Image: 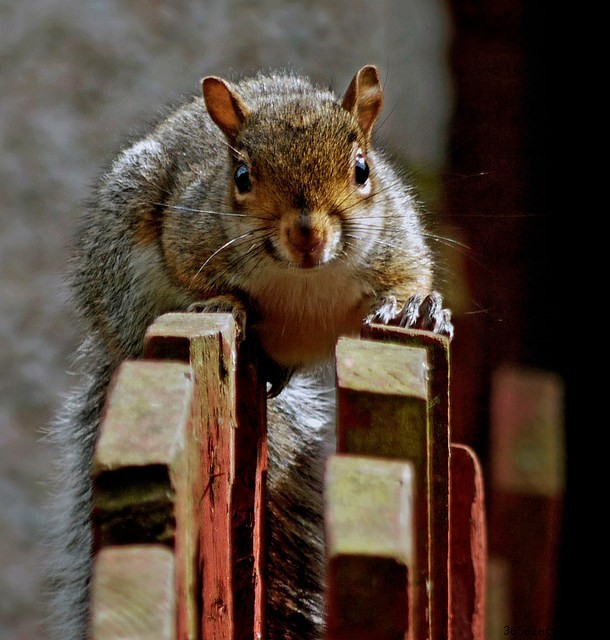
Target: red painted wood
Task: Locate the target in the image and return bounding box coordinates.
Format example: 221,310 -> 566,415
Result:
233,333 -> 268,640
449,444 -> 486,640
144,312 -> 267,640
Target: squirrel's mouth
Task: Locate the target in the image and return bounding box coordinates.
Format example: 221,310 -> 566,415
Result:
294,253 -> 324,270
277,242 -> 338,270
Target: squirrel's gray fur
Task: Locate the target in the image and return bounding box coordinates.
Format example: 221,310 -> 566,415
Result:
44,66 -> 451,640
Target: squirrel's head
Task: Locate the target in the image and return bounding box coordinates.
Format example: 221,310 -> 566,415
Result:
202,66 -> 385,270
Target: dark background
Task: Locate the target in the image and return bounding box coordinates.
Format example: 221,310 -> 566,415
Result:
445,2 -> 570,635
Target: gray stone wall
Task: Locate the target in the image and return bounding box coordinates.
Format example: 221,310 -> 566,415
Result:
0,2 -> 452,637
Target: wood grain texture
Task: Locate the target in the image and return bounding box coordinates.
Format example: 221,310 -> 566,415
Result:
361,325 -> 451,639
92,358 -> 195,638
145,312 -> 267,640
325,455 -> 414,640
90,545 -> 176,640
335,335 -> 430,639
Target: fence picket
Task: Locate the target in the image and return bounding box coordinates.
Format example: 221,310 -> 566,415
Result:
143,312 -> 267,640
325,455 -> 415,640
91,359 -> 193,638
88,313 -> 487,640
90,545 -> 176,640
335,335 -> 431,639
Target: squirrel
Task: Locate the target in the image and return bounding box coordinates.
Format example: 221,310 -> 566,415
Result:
45,65 -> 453,640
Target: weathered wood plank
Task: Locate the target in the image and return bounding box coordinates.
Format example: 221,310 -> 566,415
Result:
90,545 -> 176,640
450,443 -> 486,640
92,359 -> 194,638
335,335 -> 430,639
324,455 -> 415,640
361,324 -> 451,640
144,312 -> 267,640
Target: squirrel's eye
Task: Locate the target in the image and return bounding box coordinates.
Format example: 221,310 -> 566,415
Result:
355,154 -> 369,186
234,163 -> 251,193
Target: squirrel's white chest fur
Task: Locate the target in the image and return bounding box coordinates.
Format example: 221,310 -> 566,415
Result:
244,264 -> 373,366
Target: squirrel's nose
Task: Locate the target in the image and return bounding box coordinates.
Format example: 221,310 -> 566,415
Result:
287,217 -> 324,255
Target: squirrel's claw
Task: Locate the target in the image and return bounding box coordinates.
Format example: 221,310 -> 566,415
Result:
266,365 -> 295,399
258,350 -> 295,398
414,292 -> 454,339
368,292 -> 454,340
187,296 -> 294,396
187,295 -> 248,341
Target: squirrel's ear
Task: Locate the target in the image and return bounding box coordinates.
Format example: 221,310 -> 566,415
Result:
341,65 -> 384,139
202,76 -> 251,141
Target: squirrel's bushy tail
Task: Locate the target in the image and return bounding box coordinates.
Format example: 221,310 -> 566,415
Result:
266,368 -> 336,640
42,338 -> 115,640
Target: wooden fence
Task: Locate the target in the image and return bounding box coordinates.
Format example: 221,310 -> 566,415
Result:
88,312 -> 486,640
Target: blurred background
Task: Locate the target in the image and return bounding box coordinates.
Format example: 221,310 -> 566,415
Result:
1,1 -> 567,639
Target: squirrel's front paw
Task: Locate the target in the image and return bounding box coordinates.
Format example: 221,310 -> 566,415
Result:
265,363 -> 296,399
367,292 -> 454,340
187,295 -> 248,340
